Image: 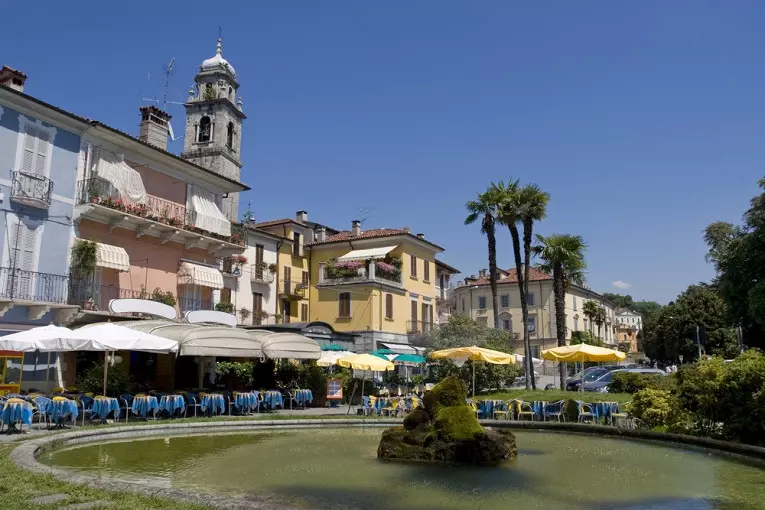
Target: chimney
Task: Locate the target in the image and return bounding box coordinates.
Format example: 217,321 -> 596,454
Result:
296,210 -> 308,223
316,226 -> 326,242
403,226 -> 411,233
0,66 -> 27,93
138,106 -> 171,150
479,268 -> 487,278
416,233 -> 424,239
351,220 -> 361,236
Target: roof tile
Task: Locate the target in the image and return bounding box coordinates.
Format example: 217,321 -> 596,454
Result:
466,267 -> 552,286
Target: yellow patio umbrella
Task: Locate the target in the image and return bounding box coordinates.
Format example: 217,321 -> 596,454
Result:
337,353 -> 395,414
541,343 -> 626,392
430,346 -> 515,397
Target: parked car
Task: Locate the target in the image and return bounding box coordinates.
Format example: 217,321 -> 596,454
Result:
582,368 -> 666,393
566,365 -> 625,391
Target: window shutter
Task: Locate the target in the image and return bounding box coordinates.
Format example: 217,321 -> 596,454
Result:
411,300 -> 417,323
252,293 -> 263,313
301,303 -> 308,321
19,222 -> 37,297
410,255 -> 417,277
8,220 -> 21,269
302,270 -> 309,287
21,125 -> 37,173
220,287 -> 231,304
255,245 -> 264,265
424,261 -> 430,281
284,266 -> 291,293
385,294 -> 393,319
34,129 -> 50,176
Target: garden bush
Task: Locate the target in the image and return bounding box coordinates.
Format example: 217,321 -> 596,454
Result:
78,362 -> 131,397
609,372 -> 675,394
630,388 -> 679,429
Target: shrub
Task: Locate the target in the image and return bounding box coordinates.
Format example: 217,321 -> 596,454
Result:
715,350 -> 765,444
675,357 -> 726,436
78,362 -> 131,397
215,301 -> 234,313
609,372 -> 675,394
630,388 -> 678,429
434,406 -> 483,440
215,361 -> 254,386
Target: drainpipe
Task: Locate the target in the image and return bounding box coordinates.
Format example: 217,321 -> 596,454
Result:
276,236 -> 284,320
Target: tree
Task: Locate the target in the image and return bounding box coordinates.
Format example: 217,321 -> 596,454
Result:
703,180 -> 765,349
534,233 -> 587,389
424,315 -> 520,394
582,300 -> 599,338
602,292 -> 663,319
465,189 -> 502,330
571,331 -> 602,346
642,284 -> 739,363
492,179 -> 533,388
594,305 -> 607,340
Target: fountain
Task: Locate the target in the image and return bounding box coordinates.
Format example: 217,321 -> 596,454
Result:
377,376 -> 516,465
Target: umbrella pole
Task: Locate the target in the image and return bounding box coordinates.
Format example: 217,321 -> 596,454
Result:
44,351 -> 51,394
103,351 -> 109,396
472,361 -> 476,398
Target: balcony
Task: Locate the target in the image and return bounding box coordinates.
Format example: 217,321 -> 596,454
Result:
279,279 -> 306,300
221,256 -> 248,278
250,264 -> 275,285
0,267 -> 78,321
179,297 -> 214,313
407,321 -> 438,347
318,259 -> 403,290
68,280 -> 151,312
10,171 -> 53,209
74,178 -> 245,256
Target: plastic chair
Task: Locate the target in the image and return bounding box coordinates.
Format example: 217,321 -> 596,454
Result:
578,401 -> 596,423
79,395 -> 94,425
492,401 -> 511,420
544,400 -> 566,422
610,402 -> 632,427
517,401 -> 536,421
32,396 -> 51,429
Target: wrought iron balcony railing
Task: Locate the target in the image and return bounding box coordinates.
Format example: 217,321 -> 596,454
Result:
10,171 -> 53,208
0,267 -> 69,303
280,279 -> 307,298
250,264 -> 275,284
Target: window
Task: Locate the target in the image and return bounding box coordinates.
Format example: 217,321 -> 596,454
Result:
477,316 -> 488,325
339,292 -> 351,317
478,296 -> 487,309
502,319 -> 511,331
527,293 -> 535,306
531,346 -> 541,359
226,122 -> 234,149
410,300 -> 418,324
220,287 -> 232,304
423,261 -> 430,282
572,296 -> 577,311
574,318 -> 579,331
461,299 -> 465,312
254,245 -> 264,279
293,232 -> 302,256
283,266 -> 291,294
527,316 -> 537,333
410,254 -> 417,278
301,303 -> 308,322
302,270 -> 309,287
197,116 -> 212,143
4,215 -> 42,299
18,122 -> 53,178
252,293 -> 263,324
228,86 -> 233,100
385,294 -> 393,319
500,295 -> 509,308
283,300 -> 291,323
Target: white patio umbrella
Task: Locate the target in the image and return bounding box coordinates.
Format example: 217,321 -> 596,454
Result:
317,350 -> 355,367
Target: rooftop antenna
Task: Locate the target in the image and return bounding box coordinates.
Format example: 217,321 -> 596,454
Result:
141,57 -> 184,141
355,207 -> 375,228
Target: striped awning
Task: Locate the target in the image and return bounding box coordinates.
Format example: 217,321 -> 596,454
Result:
338,245 -> 398,262
178,262 -> 224,289
95,242 -> 130,272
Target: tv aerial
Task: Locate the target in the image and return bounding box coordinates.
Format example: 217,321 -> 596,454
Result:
140,58 -> 184,141
355,207 -> 375,228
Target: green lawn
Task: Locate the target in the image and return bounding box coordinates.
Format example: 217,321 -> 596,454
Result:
480,389 -> 633,404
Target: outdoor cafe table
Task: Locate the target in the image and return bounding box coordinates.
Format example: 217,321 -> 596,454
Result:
159,395 -> 186,417
201,393 -> 225,416
292,389 -> 313,408
1,398 -> 33,433
262,391 -> 283,411
48,397 -> 79,429
91,396 -> 121,423
591,401 -> 619,424
131,395 -> 159,419
234,392 -> 259,413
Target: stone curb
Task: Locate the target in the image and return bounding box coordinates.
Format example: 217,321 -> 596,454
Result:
11,418 -> 765,509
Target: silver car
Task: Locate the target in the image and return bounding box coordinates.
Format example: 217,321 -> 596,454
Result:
582,368 -> 666,393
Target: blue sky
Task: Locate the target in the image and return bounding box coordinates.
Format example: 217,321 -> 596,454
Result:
2,1 -> 763,303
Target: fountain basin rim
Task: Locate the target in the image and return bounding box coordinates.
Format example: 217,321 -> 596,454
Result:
11,419 -> 765,510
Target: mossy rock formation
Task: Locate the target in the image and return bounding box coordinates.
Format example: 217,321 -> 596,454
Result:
377,376 -> 517,465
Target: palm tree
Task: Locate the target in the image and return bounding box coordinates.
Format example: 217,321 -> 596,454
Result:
534,233 -> 587,389
595,305 -> 606,341
492,180 -> 535,388
582,300 -> 599,339
465,190 -> 501,330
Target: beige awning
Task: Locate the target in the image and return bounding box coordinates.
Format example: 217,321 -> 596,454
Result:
118,320 -> 263,357
178,262 -> 224,289
255,332 -> 322,360
338,245 -> 398,262
96,242 -> 130,272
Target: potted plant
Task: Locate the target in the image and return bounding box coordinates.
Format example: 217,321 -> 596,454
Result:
239,307 -> 251,322
268,263 -> 278,274
273,313 -> 282,324
150,288 -> 176,307
231,254 -> 248,272
215,301 -> 235,313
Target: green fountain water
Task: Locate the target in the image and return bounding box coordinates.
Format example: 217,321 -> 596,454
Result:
40,428 -> 765,509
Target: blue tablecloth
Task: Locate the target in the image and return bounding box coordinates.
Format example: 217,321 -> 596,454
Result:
201,394 -> 225,415
234,392 -> 259,411
592,402 -> 618,422
131,396 -> 159,418
263,391 -> 283,409
532,401 -> 549,420
159,395 -> 186,415
293,389 -> 313,406
1,401 -> 33,428
91,397 -> 120,420
48,399 -> 79,424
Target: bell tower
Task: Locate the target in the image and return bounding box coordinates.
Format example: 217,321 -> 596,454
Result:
182,38 -> 246,221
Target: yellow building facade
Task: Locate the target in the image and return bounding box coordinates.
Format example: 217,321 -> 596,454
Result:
309,223 -> 443,352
